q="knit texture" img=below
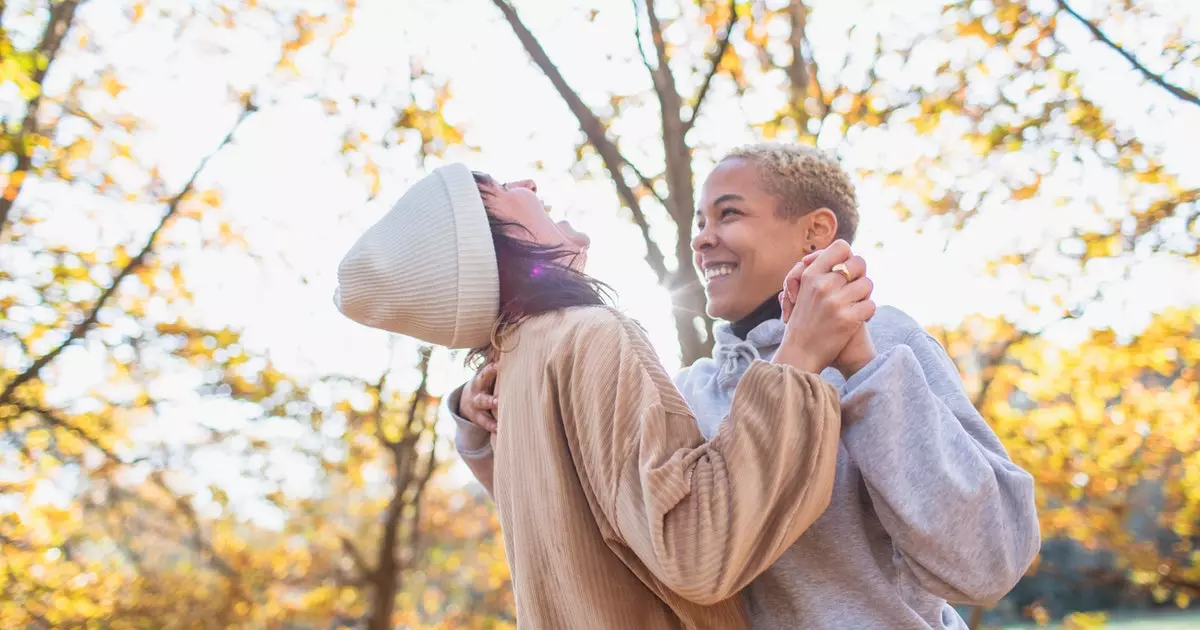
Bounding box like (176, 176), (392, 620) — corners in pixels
(466, 306), (842, 629)
(334, 163), (498, 348)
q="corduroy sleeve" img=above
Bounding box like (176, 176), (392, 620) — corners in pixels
(551, 309), (843, 605)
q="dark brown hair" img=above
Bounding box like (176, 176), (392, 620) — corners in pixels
(467, 172), (613, 365)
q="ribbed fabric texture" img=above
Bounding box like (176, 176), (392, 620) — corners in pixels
(333, 163), (498, 349)
(473, 306), (842, 629)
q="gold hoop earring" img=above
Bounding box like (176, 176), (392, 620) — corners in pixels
(489, 317), (505, 352)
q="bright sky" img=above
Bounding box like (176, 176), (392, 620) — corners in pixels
(180, 0), (1199, 374)
(11, 0), (1200, 511)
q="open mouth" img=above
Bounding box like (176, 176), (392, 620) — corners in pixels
(703, 263), (738, 285)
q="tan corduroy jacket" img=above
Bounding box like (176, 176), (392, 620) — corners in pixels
(470, 306), (841, 629)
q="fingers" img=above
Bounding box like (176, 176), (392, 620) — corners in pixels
(845, 298), (877, 323)
(782, 259), (809, 304)
(802, 240), (852, 277)
(841, 255), (867, 282)
(473, 391), (498, 411)
(475, 363), (498, 390)
(468, 391), (498, 432)
(836, 275), (874, 305)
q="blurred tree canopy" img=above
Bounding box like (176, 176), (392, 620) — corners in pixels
(1, 0), (509, 627)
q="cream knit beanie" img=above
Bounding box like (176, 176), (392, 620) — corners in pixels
(333, 163), (499, 349)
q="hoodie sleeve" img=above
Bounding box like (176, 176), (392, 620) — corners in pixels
(839, 331), (1042, 605)
(447, 384), (495, 496)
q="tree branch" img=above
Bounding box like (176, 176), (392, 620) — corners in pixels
(1056, 0), (1199, 108)
(489, 0), (670, 283)
(14, 402), (127, 464)
(642, 0), (677, 92)
(631, 0), (661, 97)
(801, 28), (827, 118)
(0, 0), (83, 239)
(403, 428), (439, 564)
(372, 361), (395, 449)
(684, 0), (737, 133)
(623, 159), (666, 208)
(340, 535), (376, 582)
(0, 100), (256, 407)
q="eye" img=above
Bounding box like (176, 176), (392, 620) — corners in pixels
(719, 207), (741, 219)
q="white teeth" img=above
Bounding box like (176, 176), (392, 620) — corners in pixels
(704, 264), (736, 281)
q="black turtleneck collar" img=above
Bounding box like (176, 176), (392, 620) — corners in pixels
(729, 295), (782, 340)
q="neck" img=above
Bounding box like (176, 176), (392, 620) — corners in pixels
(730, 296), (782, 340)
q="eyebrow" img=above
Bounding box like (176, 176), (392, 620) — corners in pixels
(696, 193), (746, 217)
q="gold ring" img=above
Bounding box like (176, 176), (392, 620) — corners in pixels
(832, 263), (853, 283)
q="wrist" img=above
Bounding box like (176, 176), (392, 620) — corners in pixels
(773, 339), (823, 375)
(837, 348), (877, 379)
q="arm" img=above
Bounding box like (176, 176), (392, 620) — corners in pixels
(554, 312), (842, 606)
(839, 331), (1041, 605)
(447, 384), (495, 496)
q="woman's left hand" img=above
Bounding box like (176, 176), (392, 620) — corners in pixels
(782, 247), (878, 379)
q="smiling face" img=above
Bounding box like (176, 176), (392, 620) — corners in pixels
(474, 175), (590, 271)
(692, 158), (816, 321)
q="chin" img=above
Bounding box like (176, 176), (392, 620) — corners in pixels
(705, 299), (734, 321)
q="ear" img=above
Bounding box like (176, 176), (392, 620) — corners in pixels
(805, 208), (839, 249)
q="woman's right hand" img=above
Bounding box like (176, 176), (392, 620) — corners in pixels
(774, 240), (875, 375)
(458, 363), (499, 433)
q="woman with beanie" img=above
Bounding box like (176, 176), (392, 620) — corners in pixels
(333, 163), (877, 629)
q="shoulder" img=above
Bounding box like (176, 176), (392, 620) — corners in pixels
(525, 306), (656, 362)
(546, 305), (645, 341)
(866, 305), (962, 384)
(865, 305), (925, 350)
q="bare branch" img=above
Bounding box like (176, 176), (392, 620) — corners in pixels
(489, 0), (670, 283)
(404, 429), (439, 563)
(0, 100), (256, 407)
(340, 535), (376, 581)
(14, 403), (126, 464)
(401, 346), (432, 440)
(623, 159), (666, 208)
(643, 0), (677, 92)
(801, 29), (827, 119)
(1056, 0), (1199, 108)
(146, 471), (242, 581)
(631, 0), (661, 96)
(684, 0), (737, 133)
(970, 331), (1032, 410)
(0, 0), (84, 238)
(372, 357), (395, 448)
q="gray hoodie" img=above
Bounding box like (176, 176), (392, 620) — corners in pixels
(452, 305), (1041, 629)
(674, 306), (1040, 629)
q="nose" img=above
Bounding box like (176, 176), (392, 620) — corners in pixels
(691, 222), (716, 253)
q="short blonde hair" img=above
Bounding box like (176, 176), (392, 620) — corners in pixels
(722, 142), (859, 243)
